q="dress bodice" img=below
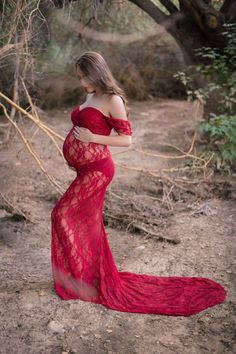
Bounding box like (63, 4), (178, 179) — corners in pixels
(71, 106), (132, 136)
(62, 106), (132, 170)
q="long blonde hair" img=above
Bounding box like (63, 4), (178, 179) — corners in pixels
(75, 51), (129, 115)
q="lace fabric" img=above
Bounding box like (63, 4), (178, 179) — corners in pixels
(106, 115), (133, 135)
(51, 106), (226, 316)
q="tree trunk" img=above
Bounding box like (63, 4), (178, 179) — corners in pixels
(128, 0), (236, 63)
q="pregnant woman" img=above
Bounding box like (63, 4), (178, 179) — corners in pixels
(51, 51), (226, 316)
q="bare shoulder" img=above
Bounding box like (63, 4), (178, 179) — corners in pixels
(108, 94), (127, 120)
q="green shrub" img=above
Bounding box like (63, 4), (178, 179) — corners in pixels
(174, 24), (236, 171)
(199, 114), (236, 168)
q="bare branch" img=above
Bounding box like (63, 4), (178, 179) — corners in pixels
(158, 0), (179, 14)
(179, 0), (224, 30)
(0, 92), (64, 141)
(128, 0), (168, 23)
(0, 43), (22, 57)
(0, 102), (65, 195)
(55, 9), (173, 43)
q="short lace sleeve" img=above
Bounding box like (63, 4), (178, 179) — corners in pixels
(106, 116), (132, 136)
(71, 106), (80, 125)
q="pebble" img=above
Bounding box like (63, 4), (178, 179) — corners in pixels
(136, 245), (146, 250)
(48, 320), (65, 333)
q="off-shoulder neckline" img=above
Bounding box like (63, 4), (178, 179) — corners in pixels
(77, 105), (129, 122)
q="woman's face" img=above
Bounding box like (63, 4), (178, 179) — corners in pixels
(76, 68), (95, 93)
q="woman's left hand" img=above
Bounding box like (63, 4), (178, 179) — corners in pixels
(73, 126), (94, 143)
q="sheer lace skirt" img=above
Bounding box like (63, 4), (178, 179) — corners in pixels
(51, 157), (116, 301)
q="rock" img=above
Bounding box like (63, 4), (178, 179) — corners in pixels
(48, 320), (65, 333)
(136, 245), (146, 250)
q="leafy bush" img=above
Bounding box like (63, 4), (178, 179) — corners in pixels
(174, 24), (236, 171)
(199, 114), (236, 168)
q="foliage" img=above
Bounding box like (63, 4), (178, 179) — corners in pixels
(174, 23), (236, 171)
(199, 114), (236, 168)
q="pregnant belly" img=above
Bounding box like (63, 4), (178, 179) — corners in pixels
(63, 129), (111, 169)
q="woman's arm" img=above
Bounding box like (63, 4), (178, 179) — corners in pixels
(92, 133), (132, 147)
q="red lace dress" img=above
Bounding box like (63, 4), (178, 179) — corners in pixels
(51, 106), (226, 316)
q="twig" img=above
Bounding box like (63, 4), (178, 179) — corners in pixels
(162, 185), (175, 211)
(113, 162), (187, 190)
(132, 223), (180, 244)
(133, 133), (205, 162)
(0, 103), (65, 195)
(0, 192), (35, 223)
(20, 78), (65, 160)
(0, 92), (64, 141)
(108, 190), (125, 200)
(112, 147), (134, 155)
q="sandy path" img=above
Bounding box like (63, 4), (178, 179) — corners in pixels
(0, 99), (235, 354)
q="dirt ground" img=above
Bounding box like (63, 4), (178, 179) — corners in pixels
(0, 99), (235, 354)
